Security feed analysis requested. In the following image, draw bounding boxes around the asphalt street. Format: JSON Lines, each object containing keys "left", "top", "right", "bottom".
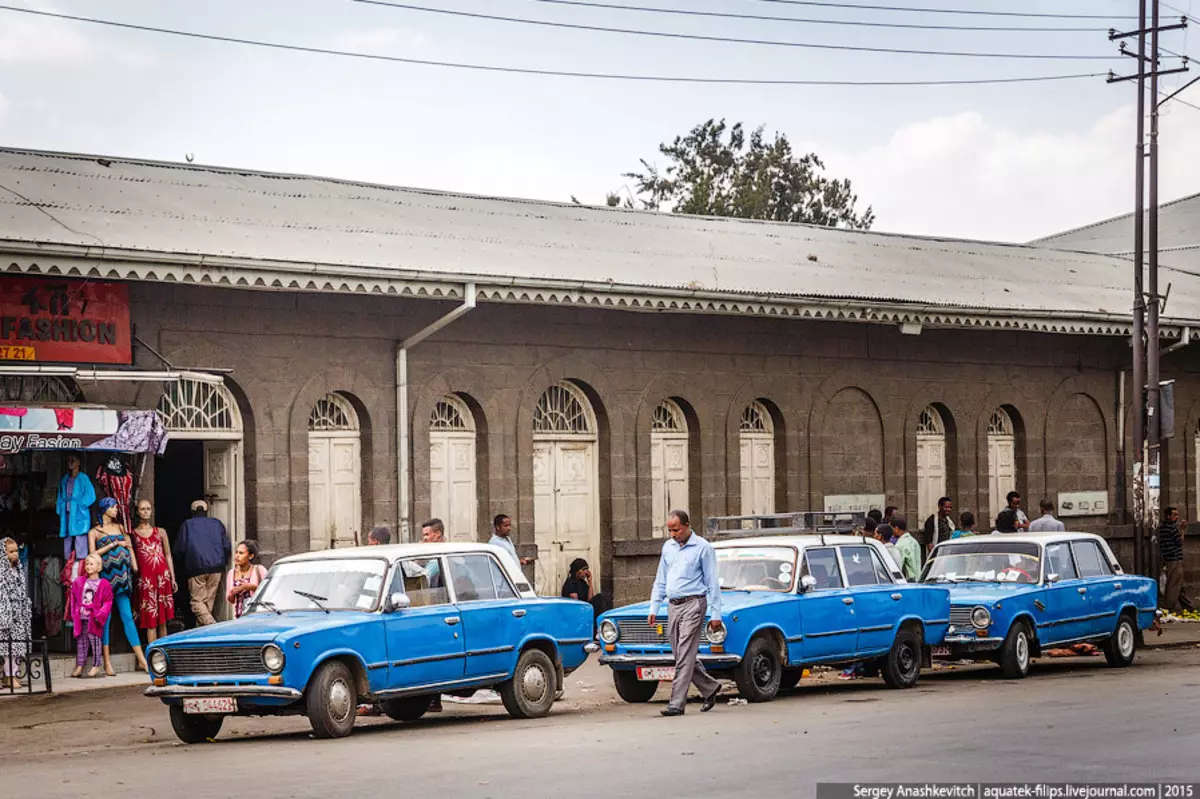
{"left": 3, "top": 648, "right": 1199, "bottom": 799}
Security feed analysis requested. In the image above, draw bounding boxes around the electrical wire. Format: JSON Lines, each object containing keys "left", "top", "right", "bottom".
{"left": 520, "top": 0, "right": 1106, "bottom": 33}
{"left": 0, "top": 5, "right": 1109, "bottom": 87}
{"left": 345, "top": 0, "right": 1123, "bottom": 60}
{"left": 748, "top": 0, "right": 1137, "bottom": 20}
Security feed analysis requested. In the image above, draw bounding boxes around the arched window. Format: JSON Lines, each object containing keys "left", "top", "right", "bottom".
{"left": 917, "top": 406, "right": 945, "bottom": 436}
{"left": 430, "top": 396, "right": 475, "bottom": 432}
{"left": 652, "top": 399, "right": 687, "bottom": 433}
{"left": 988, "top": 408, "right": 1014, "bottom": 437}
{"left": 533, "top": 382, "right": 595, "bottom": 437}
{"left": 157, "top": 379, "right": 242, "bottom": 437}
{"left": 740, "top": 401, "right": 774, "bottom": 434}
{"left": 308, "top": 393, "right": 359, "bottom": 432}
{"left": 308, "top": 393, "right": 362, "bottom": 550}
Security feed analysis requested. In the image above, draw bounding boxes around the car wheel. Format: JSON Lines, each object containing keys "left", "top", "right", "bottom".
{"left": 880, "top": 626, "right": 922, "bottom": 689}
{"left": 778, "top": 667, "right": 803, "bottom": 693}
{"left": 381, "top": 695, "right": 433, "bottom": 722}
{"left": 1102, "top": 613, "right": 1137, "bottom": 668}
{"left": 306, "top": 660, "right": 358, "bottom": 739}
{"left": 168, "top": 705, "right": 224, "bottom": 744}
{"left": 734, "top": 635, "right": 782, "bottom": 702}
{"left": 612, "top": 669, "right": 659, "bottom": 703}
{"left": 500, "top": 648, "right": 557, "bottom": 719}
{"left": 999, "top": 621, "right": 1033, "bottom": 679}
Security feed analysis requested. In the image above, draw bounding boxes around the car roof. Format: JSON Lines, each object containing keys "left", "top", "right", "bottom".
{"left": 937, "top": 531, "right": 1108, "bottom": 546}
{"left": 712, "top": 534, "right": 886, "bottom": 549}
{"left": 276, "top": 541, "right": 509, "bottom": 563}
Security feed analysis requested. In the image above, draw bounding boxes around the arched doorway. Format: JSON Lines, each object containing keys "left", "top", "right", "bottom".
{"left": 651, "top": 398, "right": 689, "bottom": 533}
{"left": 987, "top": 407, "right": 1017, "bottom": 523}
{"left": 916, "top": 405, "right": 947, "bottom": 523}
{"left": 429, "top": 394, "right": 477, "bottom": 542}
{"left": 307, "top": 393, "right": 362, "bottom": 550}
{"left": 739, "top": 400, "right": 776, "bottom": 516}
{"left": 532, "top": 382, "right": 600, "bottom": 597}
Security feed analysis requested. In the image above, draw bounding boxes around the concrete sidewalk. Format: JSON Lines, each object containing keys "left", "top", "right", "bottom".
{"left": 1144, "top": 620, "right": 1200, "bottom": 649}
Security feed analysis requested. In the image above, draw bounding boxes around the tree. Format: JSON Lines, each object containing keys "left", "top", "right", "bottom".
{"left": 617, "top": 119, "right": 874, "bottom": 230}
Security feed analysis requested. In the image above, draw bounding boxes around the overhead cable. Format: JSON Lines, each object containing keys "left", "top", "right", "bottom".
{"left": 749, "top": 0, "right": 1137, "bottom": 20}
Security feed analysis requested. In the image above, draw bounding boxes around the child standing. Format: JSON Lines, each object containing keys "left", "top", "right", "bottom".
{"left": 69, "top": 554, "right": 113, "bottom": 678}
{"left": 0, "top": 536, "right": 32, "bottom": 689}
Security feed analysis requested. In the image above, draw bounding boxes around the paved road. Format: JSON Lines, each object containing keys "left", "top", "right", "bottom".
{"left": 5, "top": 649, "right": 1199, "bottom": 798}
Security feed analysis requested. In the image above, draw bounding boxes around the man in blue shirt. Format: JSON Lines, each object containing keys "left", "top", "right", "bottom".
{"left": 648, "top": 510, "right": 722, "bottom": 717}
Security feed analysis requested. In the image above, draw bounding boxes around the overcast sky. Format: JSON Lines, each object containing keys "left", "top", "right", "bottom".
{"left": 1, "top": 0, "right": 1198, "bottom": 242}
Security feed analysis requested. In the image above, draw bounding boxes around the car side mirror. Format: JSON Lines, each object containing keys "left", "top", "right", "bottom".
{"left": 799, "top": 575, "right": 817, "bottom": 593}
{"left": 388, "top": 592, "right": 411, "bottom": 612}
{"left": 1046, "top": 573, "right": 1060, "bottom": 584}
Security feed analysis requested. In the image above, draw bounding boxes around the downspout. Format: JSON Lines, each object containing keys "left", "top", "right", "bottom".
{"left": 397, "top": 283, "right": 477, "bottom": 542}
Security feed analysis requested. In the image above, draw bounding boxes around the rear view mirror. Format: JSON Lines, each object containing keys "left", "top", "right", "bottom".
{"left": 799, "top": 575, "right": 817, "bottom": 593}
{"left": 388, "top": 592, "right": 411, "bottom": 612}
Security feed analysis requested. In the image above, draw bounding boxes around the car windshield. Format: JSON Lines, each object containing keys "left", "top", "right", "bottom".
{"left": 716, "top": 546, "right": 797, "bottom": 592}
{"left": 921, "top": 541, "right": 1042, "bottom": 585}
{"left": 248, "top": 558, "right": 389, "bottom": 613}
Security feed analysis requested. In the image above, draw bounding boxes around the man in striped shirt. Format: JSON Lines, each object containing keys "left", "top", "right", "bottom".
{"left": 1159, "top": 506, "right": 1194, "bottom": 614}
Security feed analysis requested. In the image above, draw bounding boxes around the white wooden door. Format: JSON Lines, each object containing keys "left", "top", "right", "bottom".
{"left": 430, "top": 431, "right": 477, "bottom": 542}
{"left": 917, "top": 434, "right": 947, "bottom": 523}
{"left": 988, "top": 435, "right": 1016, "bottom": 525}
{"left": 740, "top": 433, "right": 775, "bottom": 516}
{"left": 533, "top": 440, "right": 599, "bottom": 597}
{"left": 651, "top": 433, "right": 689, "bottom": 532}
{"left": 203, "top": 440, "right": 238, "bottom": 542}
{"left": 308, "top": 433, "right": 362, "bottom": 550}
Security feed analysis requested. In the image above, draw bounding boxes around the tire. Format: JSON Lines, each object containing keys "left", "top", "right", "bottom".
{"left": 168, "top": 704, "right": 224, "bottom": 744}
{"left": 880, "top": 626, "right": 922, "bottom": 689}
{"left": 612, "top": 669, "right": 659, "bottom": 703}
{"left": 999, "top": 620, "right": 1033, "bottom": 679}
{"left": 779, "top": 668, "right": 803, "bottom": 693}
{"left": 381, "top": 695, "right": 433, "bottom": 722}
{"left": 1102, "top": 613, "right": 1138, "bottom": 668}
{"left": 500, "top": 648, "right": 557, "bottom": 719}
{"left": 734, "top": 635, "right": 782, "bottom": 702}
{"left": 306, "top": 660, "right": 358, "bottom": 739}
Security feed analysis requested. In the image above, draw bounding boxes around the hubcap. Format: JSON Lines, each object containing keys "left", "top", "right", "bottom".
{"left": 522, "top": 663, "right": 548, "bottom": 703}
{"left": 1016, "top": 632, "right": 1029, "bottom": 670}
{"left": 753, "top": 653, "right": 775, "bottom": 687}
{"left": 1118, "top": 622, "right": 1135, "bottom": 657}
{"left": 328, "top": 678, "right": 353, "bottom": 723}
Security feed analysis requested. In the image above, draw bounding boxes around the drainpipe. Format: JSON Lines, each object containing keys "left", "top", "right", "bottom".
{"left": 1162, "top": 326, "right": 1192, "bottom": 355}
{"left": 397, "top": 283, "right": 477, "bottom": 542}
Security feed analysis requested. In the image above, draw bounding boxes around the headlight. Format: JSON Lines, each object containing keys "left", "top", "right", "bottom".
{"left": 599, "top": 619, "right": 619, "bottom": 644}
{"left": 971, "top": 607, "right": 992, "bottom": 629}
{"left": 262, "top": 643, "right": 285, "bottom": 673}
{"left": 706, "top": 620, "right": 728, "bottom": 645}
{"left": 149, "top": 649, "right": 168, "bottom": 677}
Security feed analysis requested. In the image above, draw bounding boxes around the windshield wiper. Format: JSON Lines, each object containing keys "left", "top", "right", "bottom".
{"left": 247, "top": 597, "right": 282, "bottom": 615}
{"left": 293, "top": 590, "right": 330, "bottom": 613}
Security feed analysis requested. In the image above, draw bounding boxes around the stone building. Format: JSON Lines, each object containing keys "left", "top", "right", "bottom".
{"left": 2, "top": 148, "right": 1199, "bottom": 605}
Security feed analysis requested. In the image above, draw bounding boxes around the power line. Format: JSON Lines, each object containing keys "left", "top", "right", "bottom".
{"left": 521, "top": 0, "right": 1106, "bottom": 33}
{"left": 749, "top": 0, "right": 1137, "bottom": 20}
{"left": 0, "top": 5, "right": 1108, "bottom": 88}
{"left": 346, "top": 0, "right": 1123, "bottom": 60}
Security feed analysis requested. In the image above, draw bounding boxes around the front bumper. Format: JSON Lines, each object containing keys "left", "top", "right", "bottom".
{"left": 937, "top": 635, "right": 1004, "bottom": 654}
{"left": 144, "top": 684, "right": 302, "bottom": 700}
{"left": 599, "top": 653, "right": 741, "bottom": 667}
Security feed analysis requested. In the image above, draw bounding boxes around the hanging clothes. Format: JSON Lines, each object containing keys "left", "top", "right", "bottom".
{"left": 39, "top": 556, "right": 64, "bottom": 638}
{"left": 95, "top": 458, "right": 134, "bottom": 539}
{"left": 57, "top": 471, "right": 96, "bottom": 559}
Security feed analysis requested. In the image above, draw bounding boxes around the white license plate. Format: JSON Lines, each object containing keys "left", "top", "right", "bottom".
{"left": 931, "top": 645, "right": 951, "bottom": 657}
{"left": 636, "top": 667, "right": 675, "bottom": 681}
{"left": 183, "top": 697, "right": 237, "bottom": 715}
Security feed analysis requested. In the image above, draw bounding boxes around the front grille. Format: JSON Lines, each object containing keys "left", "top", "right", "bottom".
{"left": 165, "top": 646, "right": 265, "bottom": 676}
{"left": 615, "top": 618, "right": 670, "bottom": 646}
{"left": 949, "top": 606, "right": 976, "bottom": 630}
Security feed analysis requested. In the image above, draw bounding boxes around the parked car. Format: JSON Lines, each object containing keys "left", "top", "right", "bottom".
{"left": 144, "top": 543, "right": 596, "bottom": 743}
{"left": 596, "top": 525, "right": 951, "bottom": 704}
{"left": 920, "top": 531, "right": 1159, "bottom": 678}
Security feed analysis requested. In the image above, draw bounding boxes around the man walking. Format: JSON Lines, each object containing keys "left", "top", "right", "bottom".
{"left": 892, "top": 516, "right": 921, "bottom": 582}
{"left": 1028, "top": 499, "right": 1066, "bottom": 532}
{"left": 648, "top": 510, "right": 722, "bottom": 717}
{"left": 922, "top": 497, "right": 954, "bottom": 553}
{"left": 1159, "top": 506, "right": 1194, "bottom": 614}
{"left": 175, "top": 500, "right": 231, "bottom": 626}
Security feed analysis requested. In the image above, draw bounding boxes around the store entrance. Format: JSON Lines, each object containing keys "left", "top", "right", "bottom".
{"left": 156, "top": 440, "right": 204, "bottom": 629}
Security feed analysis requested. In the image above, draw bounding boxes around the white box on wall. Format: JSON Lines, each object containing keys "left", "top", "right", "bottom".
{"left": 1057, "top": 491, "right": 1109, "bottom": 518}
{"left": 824, "top": 494, "right": 886, "bottom": 514}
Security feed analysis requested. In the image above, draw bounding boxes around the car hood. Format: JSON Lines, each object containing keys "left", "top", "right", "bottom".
{"left": 603, "top": 591, "right": 791, "bottom": 619}
{"left": 941, "top": 583, "right": 1037, "bottom": 607}
{"left": 154, "top": 611, "right": 377, "bottom": 646}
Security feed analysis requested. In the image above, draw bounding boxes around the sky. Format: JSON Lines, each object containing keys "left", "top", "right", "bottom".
{"left": 0, "top": 0, "right": 1198, "bottom": 243}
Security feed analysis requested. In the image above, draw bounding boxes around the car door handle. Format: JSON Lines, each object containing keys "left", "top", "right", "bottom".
{"left": 1114, "top": 583, "right": 1122, "bottom": 589}
{"left": 842, "top": 597, "right": 855, "bottom": 605}
{"left": 891, "top": 593, "right": 902, "bottom": 601}
{"left": 444, "top": 616, "right": 461, "bottom": 626}
{"left": 512, "top": 609, "right": 527, "bottom": 618}
{"left": 1077, "top": 587, "right": 1087, "bottom": 595}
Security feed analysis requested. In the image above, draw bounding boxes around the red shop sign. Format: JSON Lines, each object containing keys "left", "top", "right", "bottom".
{"left": 0, "top": 277, "right": 132, "bottom": 365}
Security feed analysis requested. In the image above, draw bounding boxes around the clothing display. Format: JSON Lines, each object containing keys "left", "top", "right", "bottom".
{"left": 56, "top": 471, "right": 96, "bottom": 539}
{"left": 38, "top": 556, "right": 64, "bottom": 638}
{"left": 95, "top": 529, "right": 134, "bottom": 596}
{"left": 133, "top": 529, "right": 175, "bottom": 629}
{"left": 0, "top": 537, "right": 32, "bottom": 648}
{"left": 96, "top": 458, "right": 134, "bottom": 539}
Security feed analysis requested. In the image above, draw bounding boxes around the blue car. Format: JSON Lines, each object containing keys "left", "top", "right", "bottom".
{"left": 596, "top": 532, "right": 951, "bottom": 703}
{"left": 922, "top": 531, "right": 1159, "bottom": 678}
{"left": 145, "top": 543, "right": 595, "bottom": 743}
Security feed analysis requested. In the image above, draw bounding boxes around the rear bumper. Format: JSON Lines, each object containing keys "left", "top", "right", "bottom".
{"left": 144, "top": 684, "right": 302, "bottom": 701}
{"left": 599, "top": 653, "right": 741, "bottom": 667}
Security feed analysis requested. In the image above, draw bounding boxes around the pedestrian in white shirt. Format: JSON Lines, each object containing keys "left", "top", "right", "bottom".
{"left": 488, "top": 514, "right": 532, "bottom": 567}
{"left": 1027, "top": 499, "right": 1066, "bottom": 532}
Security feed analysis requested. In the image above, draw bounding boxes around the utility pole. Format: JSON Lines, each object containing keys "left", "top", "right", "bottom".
{"left": 1109, "top": 1, "right": 1188, "bottom": 577}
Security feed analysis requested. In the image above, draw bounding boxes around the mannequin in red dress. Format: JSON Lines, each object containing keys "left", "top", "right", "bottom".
{"left": 131, "top": 499, "right": 177, "bottom": 644}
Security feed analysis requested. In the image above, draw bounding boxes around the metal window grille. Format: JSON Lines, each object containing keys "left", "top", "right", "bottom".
{"left": 533, "top": 383, "right": 593, "bottom": 435}
{"left": 308, "top": 393, "right": 359, "bottom": 432}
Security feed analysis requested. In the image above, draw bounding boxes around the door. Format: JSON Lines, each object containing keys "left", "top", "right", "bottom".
{"left": 1041, "top": 542, "right": 1089, "bottom": 645}
{"left": 797, "top": 547, "right": 858, "bottom": 661}
{"left": 740, "top": 434, "right": 775, "bottom": 517}
{"left": 917, "top": 436, "right": 946, "bottom": 524}
{"left": 838, "top": 544, "right": 900, "bottom": 655}
{"left": 651, "top": 435, "right": 689, "bottom": 530}
{"left": 429, "top": 433, "right": 478, "bottom": 542}
{"left": 533, "top": 440, "right": 599, "bottom": 597}
{"left": 446, "top": 553, "right": 527, "bottom": 678}
{"left": 308, "top": 435, "right": 362, "bottom": 550}
{"left": 385, "top": 556, "right": 466, "bottom": 690}
{"left": 203, "top": 440, "right": 238, "bottom": 542}
{"left": 1071, "top": 539, "right": 1119, "bottom": 638}
{"left": 988, "top": 436, "right": 1016, "bottom": 523}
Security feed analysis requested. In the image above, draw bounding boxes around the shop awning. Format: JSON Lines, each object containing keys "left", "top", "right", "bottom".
{"left": 0, "top": 406, "right": 169, "bottom": 455}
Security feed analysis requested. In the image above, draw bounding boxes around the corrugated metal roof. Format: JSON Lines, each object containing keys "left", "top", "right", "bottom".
{"left": 2, "top": 147, "right": 1198, "bottom": 324}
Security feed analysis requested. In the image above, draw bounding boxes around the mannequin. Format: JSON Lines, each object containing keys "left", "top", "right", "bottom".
{"left": 57, "top": 455, "right": 96, "bottom": 561}
{"left": 88, "top": 498, "right": 147, "bottom": 675}
{"left": 132, "top": 499, "right": 176, "bottom": 644}
{"left": 68, "top": 553, "right": 112, "bottom": 679}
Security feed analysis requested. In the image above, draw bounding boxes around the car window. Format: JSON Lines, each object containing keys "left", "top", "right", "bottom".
{"left": 392, "top": 557, "right": 450, "bottom": 607}
{"left": 447, "top": 554, "right": 500, "bottom": 602}
{"left": 1045, "top": 543, "right": 1078, "bottom": 581}
{"left": 1071, "top": 541, "right": 1112, "bottom": 577}
{"left": 871, "top": 548, "right": 895, "bottom": 583}
{"left": 802, "top": 548, "right": 843, "bottom": 590}
{"left": 840, "top": 546, "right": 880, "bottom": 587}
{"left": 487, "top": 556, "right": 518, "bottom": 599}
